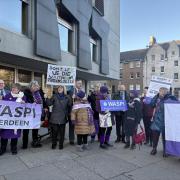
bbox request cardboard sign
[147,76,173,98]
[47,64,76,86]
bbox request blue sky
[120,0,180,52]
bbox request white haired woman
[22,81,48,149]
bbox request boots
[150,148,157,155]
[104,135,113,147]
[76,145,84,152]
[124,142,130,149]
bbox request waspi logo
[100,100,128,112]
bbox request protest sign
[100,100,128,111]
[147,76,173,98]
[46,64,76,86]
[165,101,180,156]
[0,100,42,129]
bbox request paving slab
[4,164,71,180]
[55,159,104,180]
[125,163,180,180]
[0,156,28,176]
[76,153,138,179]
[19,149,78,168]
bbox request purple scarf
[33,90,43,104]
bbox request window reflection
[0,0,22,33]
[18,69,31,83]
[0,66,15,89]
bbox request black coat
[88,92,99,119]
[112,90,129,116]
[46,94,72,125]
[124,98,142,136]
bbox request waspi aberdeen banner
[0,100,42,129]
[100,100,127,111]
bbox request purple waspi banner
[100,100,128,112]
[0,100,42,129]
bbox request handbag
[99,112,112,128]
[133,124,146,145]
[41,112,49,128]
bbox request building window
[129,85,134,90]
[120,72,123,79]
[136,61,141,67]
[34,72,42,87]
[136,72,140,79]
[174,60,178,66]
[129,62,134,68]
[151,55,155,61]
[152,67,155,72]
[174,73,178,80]
[120,63,123,69]
[136,84,140,91]
[18,69,31,83]
[160,66,164,73]
[0,0,28,35]
[90,37,97,62]
[57,17,74,53]
[172,51,175,55]
[130,73,134,79]
[0,66,15,89]
[161,54,164,61]
[93,0,104,16]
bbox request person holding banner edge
[112,84,129,143]
[150,87,177,157]
[0,83,26,155]
[22,81,48,149]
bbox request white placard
[46,64,76,86]
[147,76,173,98]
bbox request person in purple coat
[0,83,26,155]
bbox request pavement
[0,127,180,180]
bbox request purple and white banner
[165,100,180,156]
[100,100,128,112]
[0,100,42,129]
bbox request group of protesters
[0,78,177,158]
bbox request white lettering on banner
[107,101,125,107]
[147,76,173,98]
[47,64,76,86]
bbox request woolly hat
[100,86,108,94]
[77,90,85,99]
[130,90,139,98]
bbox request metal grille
[95,0,104,16]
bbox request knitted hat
[130,90,139,98]
[77,90,85,99]
[100,86,108,94]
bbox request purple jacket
[0,93,26,139]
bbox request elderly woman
[124,90,142,150]
[0,83,26,155]
[71,90,95,152]
[150,87,177,157]
[22,81,48,149]
[45,85,72,150]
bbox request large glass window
[18,69,31,83]
[0,66,15,89]
[0,0,28,34]
[58,19,73,53]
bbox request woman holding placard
[45,85,72,150]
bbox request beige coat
[71,101,95,135]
